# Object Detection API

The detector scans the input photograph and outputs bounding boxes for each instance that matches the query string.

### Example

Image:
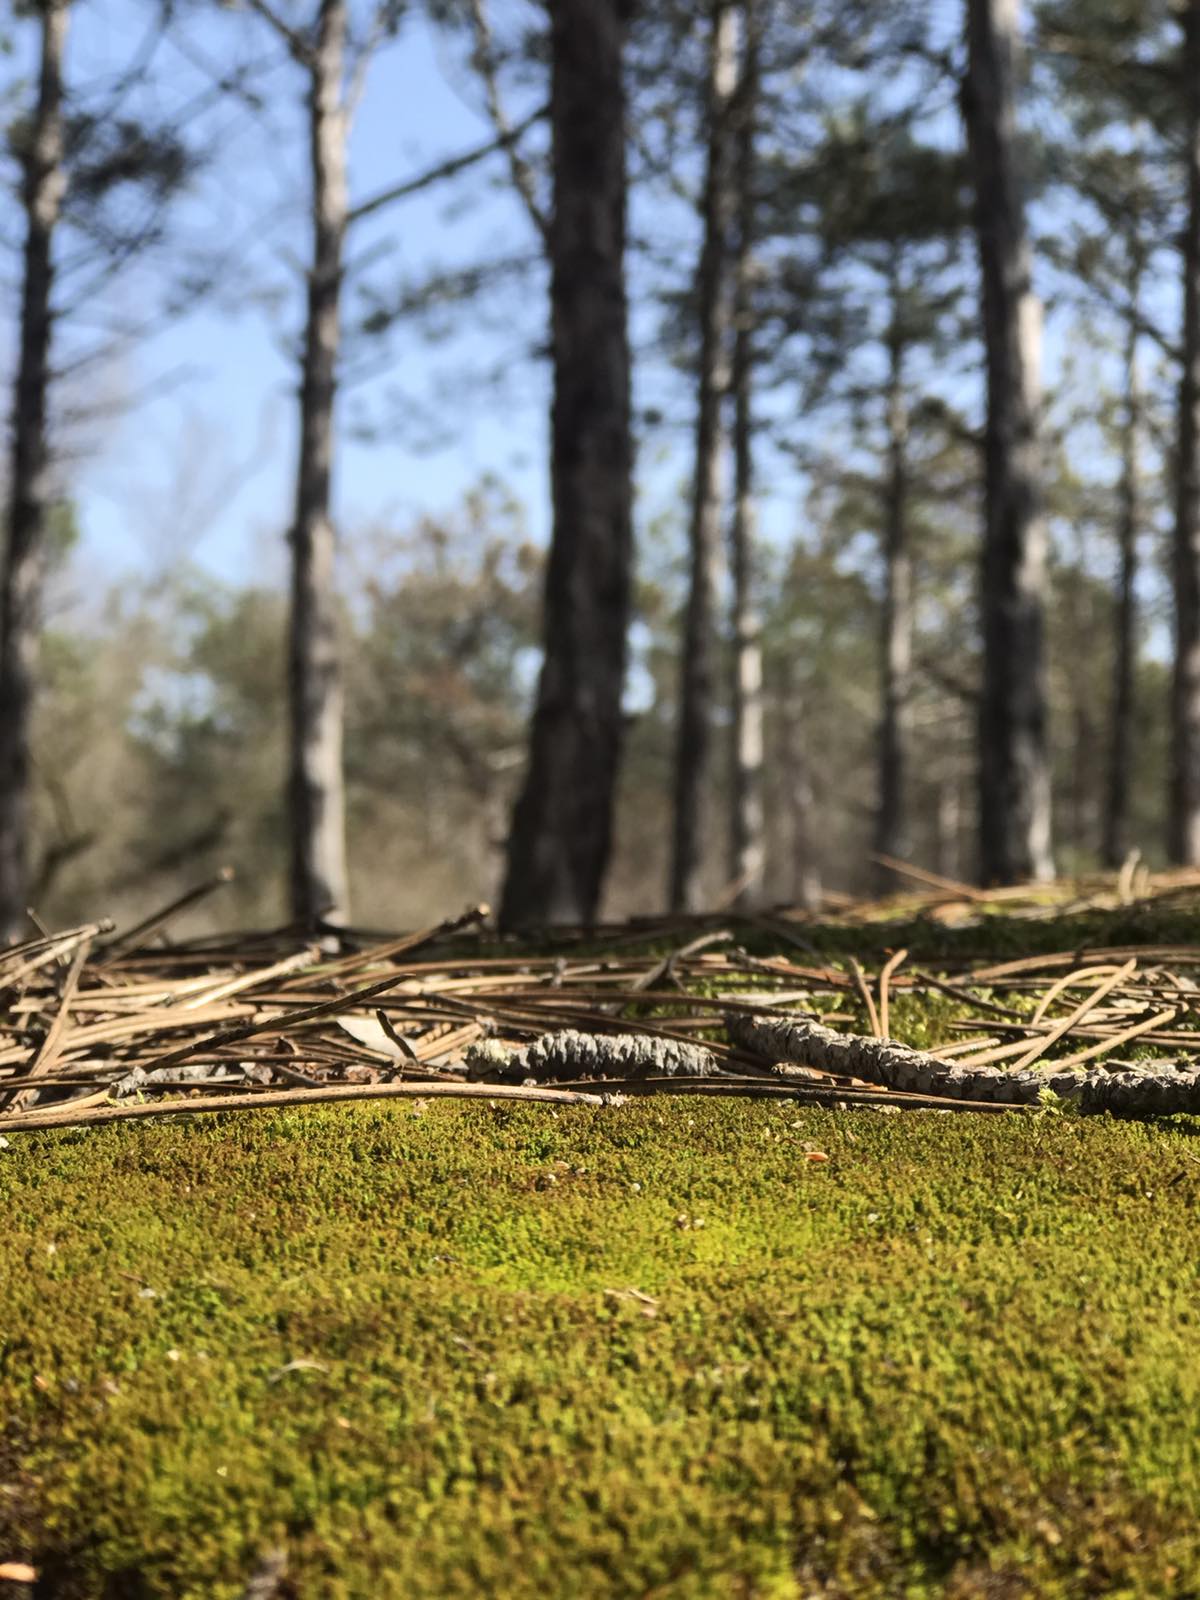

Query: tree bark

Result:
[727,0,765,910]
[873,267,913,889]
[670,0,738,913]
[288,0,351,928]
[963,0,1054,884]
[498,0,634,928]
[0,0,70,941]
[1104,245,1143,869]
[1171,0,1200,864]
[780,657,822,910]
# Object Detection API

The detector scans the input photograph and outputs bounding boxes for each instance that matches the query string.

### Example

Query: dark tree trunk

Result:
[1104,277,1141,868]
[499,0,634,928]
[964,0,1053,884]
[728,0,765,909]
[0,0,69,941]
[1172,0,1200,864]
[288,0,351,927]
[873,270,913,888]
[670,0,738,913]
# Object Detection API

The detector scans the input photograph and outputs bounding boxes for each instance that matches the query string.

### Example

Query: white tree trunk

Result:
[288,0,351,927]
[727,0,765,909]
[670,0,738,913]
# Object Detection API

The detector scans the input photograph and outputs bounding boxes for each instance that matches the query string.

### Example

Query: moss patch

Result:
[2,1100,1200,1597]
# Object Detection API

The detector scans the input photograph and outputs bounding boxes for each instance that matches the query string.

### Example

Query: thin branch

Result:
[466,0,550,246]
[242,0,315,64]
[346,104,548,227]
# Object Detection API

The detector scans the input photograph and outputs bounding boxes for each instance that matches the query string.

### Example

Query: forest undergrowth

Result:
[2,896,1200,1597]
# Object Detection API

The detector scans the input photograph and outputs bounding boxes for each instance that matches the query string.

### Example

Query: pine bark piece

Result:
[726,1010,1200,1117]
[499,0,634,927]
[468,1030,719,1082]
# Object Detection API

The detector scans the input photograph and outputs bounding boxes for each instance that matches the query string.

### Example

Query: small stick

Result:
[878,948,907,1040]
[98,868,236,962]
[0,1078,610,1133]
[2,938,92,1114]
[848,959,881,1038]
[1008,959,1137,1072]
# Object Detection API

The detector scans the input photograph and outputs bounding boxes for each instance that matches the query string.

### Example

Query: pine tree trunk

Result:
[288,0,351,928]
[1171,0,1200,864]
[780,658,821,911]
[874,273,912,889]
[727,0,765,910]
[498,0,634,929]
[1104,282,1141,869]
[964,0,1054,884]
[670,0,738,913]
[0,0,69,941]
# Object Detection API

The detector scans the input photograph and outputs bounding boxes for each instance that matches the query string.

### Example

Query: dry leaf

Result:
[0,1562,37,1583]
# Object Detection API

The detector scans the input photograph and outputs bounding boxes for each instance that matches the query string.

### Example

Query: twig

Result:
[0,1079,610,1133]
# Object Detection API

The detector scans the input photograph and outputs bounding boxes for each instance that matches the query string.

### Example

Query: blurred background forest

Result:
[0,0,1189,935]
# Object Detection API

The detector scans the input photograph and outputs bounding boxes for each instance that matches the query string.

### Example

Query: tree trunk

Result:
[498,0,634,928]
[727,0,765,910]
[963,0,1053,884]
[1171,0,1200,864]
[873,268,913,889]
[288,0,351,928]
[780,657,821,911]
[1104,280,1141,868]
[0,0,70,941]
[670,0,738,913]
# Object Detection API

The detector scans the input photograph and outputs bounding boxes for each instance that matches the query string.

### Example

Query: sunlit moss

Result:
[1,1098,1199,1597]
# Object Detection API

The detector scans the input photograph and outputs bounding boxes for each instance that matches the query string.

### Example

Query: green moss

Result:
[1,1100,1199,1597]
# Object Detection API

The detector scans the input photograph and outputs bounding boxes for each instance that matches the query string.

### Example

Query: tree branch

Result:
[346,104,548,227]
[466,0,550,247]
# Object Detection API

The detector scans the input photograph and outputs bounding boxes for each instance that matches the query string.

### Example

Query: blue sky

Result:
[8,0,567,588]
[0,0,1176,643]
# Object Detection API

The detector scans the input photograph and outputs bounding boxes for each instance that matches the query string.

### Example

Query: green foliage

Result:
[2,1100,1200,1596]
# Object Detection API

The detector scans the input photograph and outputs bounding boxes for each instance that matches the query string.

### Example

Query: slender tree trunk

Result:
[1104,274,1141,868]
[288,0,351,927]
[0,0,70,941]
[874,270,913,889]
[499,0,634,928]
[727,0,765,909]
[963,0,1053,884]
[935,771,961,881]
[780,659,821,912]
[670,0,738,913]
[1171,0,1200,864]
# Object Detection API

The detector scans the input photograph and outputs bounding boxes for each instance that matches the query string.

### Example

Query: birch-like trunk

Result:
[1104,279,1141,868]
[670,0,738,913]
[727,0,765,909]
[873,276,912,888]
[1171,0,1200,864]
[964,0,1054,884]
[780,658,821,911]
[288,0,351,927]
[498,0,634,928]
[0,0,69,941]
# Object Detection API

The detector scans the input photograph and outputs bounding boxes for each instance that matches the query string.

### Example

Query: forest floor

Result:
[2,888,1200,1597]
